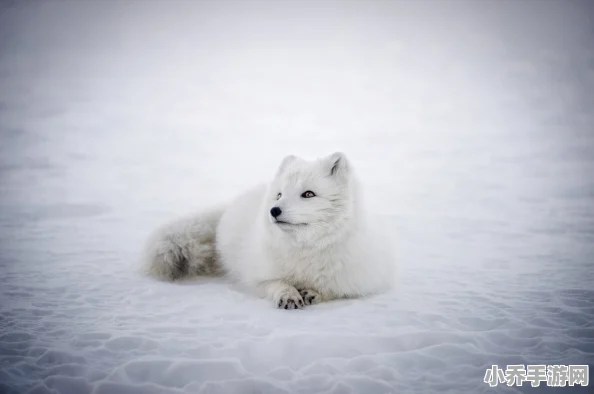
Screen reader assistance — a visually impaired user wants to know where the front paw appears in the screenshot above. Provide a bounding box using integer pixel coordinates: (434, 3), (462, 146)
(276, 290), (304, 310)
(298, 288), (321, 305)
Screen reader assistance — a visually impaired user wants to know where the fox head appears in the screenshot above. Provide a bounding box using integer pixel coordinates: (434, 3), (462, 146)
(266, 152), (358, 243)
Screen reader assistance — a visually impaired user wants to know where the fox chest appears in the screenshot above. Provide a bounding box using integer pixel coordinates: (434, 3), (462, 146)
(272, 249), (347, 292)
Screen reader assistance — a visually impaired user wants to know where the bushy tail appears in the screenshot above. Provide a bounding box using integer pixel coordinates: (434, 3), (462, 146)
(142, 206), (226, 281)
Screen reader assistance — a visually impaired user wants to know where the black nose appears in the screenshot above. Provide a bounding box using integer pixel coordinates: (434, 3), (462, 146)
(270, 207), (282, 218)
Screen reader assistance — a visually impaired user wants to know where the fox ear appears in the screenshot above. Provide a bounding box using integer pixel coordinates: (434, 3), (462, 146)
(327, 151), (349, 177)
(277, 154), (297, 174)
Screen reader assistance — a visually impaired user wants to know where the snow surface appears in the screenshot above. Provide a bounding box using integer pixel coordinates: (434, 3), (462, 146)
(1, 1), (593, 393)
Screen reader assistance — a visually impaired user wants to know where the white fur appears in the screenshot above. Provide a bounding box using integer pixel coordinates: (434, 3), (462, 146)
(143, 152), (396, 309)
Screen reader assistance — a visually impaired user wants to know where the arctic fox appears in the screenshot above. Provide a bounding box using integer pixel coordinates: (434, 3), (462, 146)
(143, 152), (395, 309)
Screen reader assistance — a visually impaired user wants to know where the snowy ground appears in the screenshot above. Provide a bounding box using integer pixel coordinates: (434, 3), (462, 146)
(1, 1), (593, 393)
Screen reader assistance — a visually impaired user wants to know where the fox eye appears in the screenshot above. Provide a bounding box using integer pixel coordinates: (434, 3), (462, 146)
(276, 193), (282, 200)
(301, 191), (316, 198)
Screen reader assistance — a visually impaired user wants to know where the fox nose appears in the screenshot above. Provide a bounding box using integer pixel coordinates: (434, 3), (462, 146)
(270, 207), (282, 218)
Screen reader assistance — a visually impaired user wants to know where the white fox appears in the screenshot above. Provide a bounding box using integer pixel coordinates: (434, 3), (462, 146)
(143, 152), (395, 309)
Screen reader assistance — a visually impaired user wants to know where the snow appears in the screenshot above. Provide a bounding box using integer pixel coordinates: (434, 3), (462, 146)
(1, 0), (593, 393)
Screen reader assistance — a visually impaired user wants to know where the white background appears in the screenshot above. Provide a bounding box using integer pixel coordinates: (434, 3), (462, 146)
(0, 1), (593, 393)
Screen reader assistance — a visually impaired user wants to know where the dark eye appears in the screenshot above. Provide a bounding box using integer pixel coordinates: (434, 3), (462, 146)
(301, 191), (316, 198)
(276, 193), (282, 200)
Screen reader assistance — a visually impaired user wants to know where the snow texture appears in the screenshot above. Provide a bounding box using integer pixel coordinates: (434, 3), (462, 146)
(1, 1), (593, 393)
